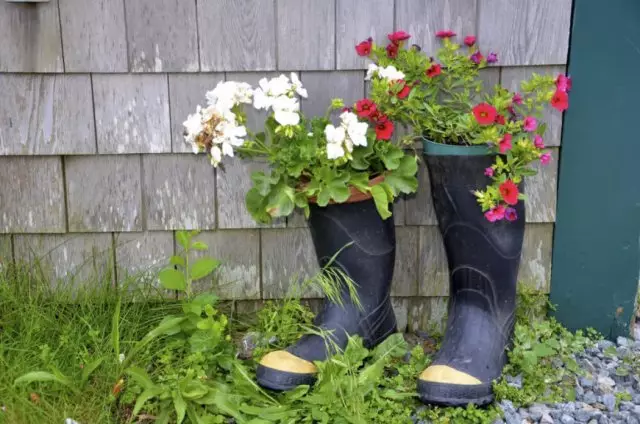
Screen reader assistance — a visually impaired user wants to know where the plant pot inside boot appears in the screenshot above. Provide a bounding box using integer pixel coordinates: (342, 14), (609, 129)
(256, 194), (397, 391)
(417, 140), (525, 406)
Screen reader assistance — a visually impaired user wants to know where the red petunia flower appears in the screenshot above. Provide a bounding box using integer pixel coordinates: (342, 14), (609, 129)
(499, 180), (519, 205)
(396, 80), (412, 99)
(550, 89), (569, 111)
(512, 93), (523, 105)
(388, 31), (411, 43)
(499, 134), (512, 153)
(464, 35), (476, 47)
(355, 99), (377, 119)
(426, 63), (442, 78)
(355, 38), (373, 57)
(495, 114), (506, 125)
(375, 115), (394, 140)
(485, 205), (505, 222)
(386, 43), (398, 58)
(470, 51), (484, 64)
(436, 30), (456, 38)
(472, 103), (497, 125)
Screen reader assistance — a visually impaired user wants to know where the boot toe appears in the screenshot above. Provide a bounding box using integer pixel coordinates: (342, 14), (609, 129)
(256, 351), (318, 391)
(417, 365), (493, 406)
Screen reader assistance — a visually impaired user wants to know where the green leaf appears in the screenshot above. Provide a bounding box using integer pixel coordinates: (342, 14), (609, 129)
(81, 357), (104, 385)
(190, 258), (221, 281)
(532, 342), (556, 358)
(173, 390), (187, 424)
(186, 406), (205, 424)
(250, 171), (273, 196)
(395, 155), (418, 177)
(176, 231), (189, 250)
(132, 387), (163, 417)
(158, 268), (186, 291)
(126, 366), (155, 390)
(370, 185), (392, 220)
(111, 296), (121, 357)
(266, 183), (295, 218)
(169, 255), (185, 267)
(385, 173), (418, 195)
(245, 187), (271, 224)
(14, 371), (75, 391)
(123, 316), (186, 368)
(380, 146), (405, 170)
(191, 241), (208, 251)
(181, 380), (209, 400)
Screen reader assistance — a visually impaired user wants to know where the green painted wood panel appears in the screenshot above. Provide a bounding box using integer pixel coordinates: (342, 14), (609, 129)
(550, 0), (640, 339)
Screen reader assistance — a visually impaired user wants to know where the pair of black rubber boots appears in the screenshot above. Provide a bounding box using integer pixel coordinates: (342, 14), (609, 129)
(256, 154), (525, 407)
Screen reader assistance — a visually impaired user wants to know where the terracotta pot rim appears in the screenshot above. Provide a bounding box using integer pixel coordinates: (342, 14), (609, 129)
(306, 174), (385, 205)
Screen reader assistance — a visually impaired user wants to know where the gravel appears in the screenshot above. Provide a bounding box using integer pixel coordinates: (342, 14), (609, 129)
(492, 335), (640, 424)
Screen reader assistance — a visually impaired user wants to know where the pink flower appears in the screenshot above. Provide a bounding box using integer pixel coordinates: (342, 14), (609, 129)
(523, 116), (537, 132)
(436, 30), (456, 38)
(556, 74), (572, 92)
(464, 35), (476, 47)
(388, 31), (411, 43)
(355, 38), (373, 56)
(484, 167), (494, 177)
(499, 134), (512, 153)
(487, 52), (498, 63)
(512, 93), (523, 105)
(485, 205), (506, 222)
(470, 51), (484, 64)
(505, 207), (518, 222)
(533, 135), (545, 149)
(540, 152), (551, 165)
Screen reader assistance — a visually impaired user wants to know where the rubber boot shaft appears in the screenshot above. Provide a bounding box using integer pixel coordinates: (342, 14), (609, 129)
(257, 198), (397, 390)
(419, 153), (525, 406)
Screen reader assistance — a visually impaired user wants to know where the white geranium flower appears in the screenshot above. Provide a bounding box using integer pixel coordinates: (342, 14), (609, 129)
(253, 88), (272, 110)
(325, 124), (346, 144)
(340, 111), (358, 127)
(221, 142), (234, 157)
(271, 95), (299, 113)
(290, 72), (308, 98)
(347, 121), (368, 147)
(327, 142), (346, 160)
(183, 107), (203, 143)
(378, 65), (405, 81)
(234, 82), (253, 104)
(274, 110), (300, 126)
(266, 75), (291, 97)
(365, 63), (380, 80)
(211, 146), (222, 166)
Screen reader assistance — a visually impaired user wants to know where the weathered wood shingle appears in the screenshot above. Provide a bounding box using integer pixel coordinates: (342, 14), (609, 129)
(198, 0), (276, 71)
(0, 75), (95, 155)
(277, 0), (335, 70)
(336, 0), (394, 70)
(126, 0), (199, 72)
(65, 155), (142, 232)
(93, 74), (171, 154)
(525, 148), (558, 223)
(395, 0), (477, 57)
(0, 236), (13, 265)
(405, 163), (438, 226)
(59, 0), (128, 72)
(0, 157), (65, 233)
(13, 233), (114, 286)
(478, 0), (571, 66)
(194, 230), (261, 299)
(142, 154), (217, 230)
(519, 223), (553, 292)
(392, 227), (419, 296)
(300, 71), (365, 119)
(418, 226), (449, 297)
(0, 0), (63, 72)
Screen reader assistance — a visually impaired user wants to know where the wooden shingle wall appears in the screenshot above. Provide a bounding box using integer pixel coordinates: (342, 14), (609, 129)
(0, 0), (571, 332)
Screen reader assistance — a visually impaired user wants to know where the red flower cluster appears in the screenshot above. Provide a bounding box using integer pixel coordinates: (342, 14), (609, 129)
(355, 99), (394, 140)
(426, 63), (441, 78)
(499, 180), (519, 205)
(355, 38), (373, 56)
(551, 74), (571, 111)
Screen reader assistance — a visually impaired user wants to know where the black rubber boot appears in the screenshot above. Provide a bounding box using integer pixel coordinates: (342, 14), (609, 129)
(256, 198), (397, 391)
(417, 153), (525, 406)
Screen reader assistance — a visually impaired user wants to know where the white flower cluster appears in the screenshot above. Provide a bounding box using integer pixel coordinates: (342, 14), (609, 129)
(324, 111), (369, 160)
(365, 64), (405, 81)
(182, 81), (253, 167)
(253, 73), (307, 127)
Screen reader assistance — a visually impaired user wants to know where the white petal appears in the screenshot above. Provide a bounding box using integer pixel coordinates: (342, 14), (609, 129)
(340, 111), (358, 127)
(348, 121), (369, 147)
(324, 125), (346, 144)
(326, 142), (345, 160)
(297, 87), (308, 98)
(222, 142), (234, 157)
(365, 63), (380, 80)
(210, 146), (222, 166)
(274, 110), (300, 126)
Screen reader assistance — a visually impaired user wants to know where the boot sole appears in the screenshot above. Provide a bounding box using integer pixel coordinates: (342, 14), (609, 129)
(417, 379), (494, 407)
(256, 364), (316, 391)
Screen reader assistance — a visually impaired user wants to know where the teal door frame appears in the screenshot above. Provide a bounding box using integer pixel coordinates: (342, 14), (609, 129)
(550, 0), (640, 338)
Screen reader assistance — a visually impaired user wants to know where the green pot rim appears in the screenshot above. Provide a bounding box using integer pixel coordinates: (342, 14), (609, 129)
(422, 137), (490, 156)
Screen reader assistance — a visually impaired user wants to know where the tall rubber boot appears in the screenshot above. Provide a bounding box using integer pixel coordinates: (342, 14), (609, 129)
(256, 198), (397, 391)
(417, 153), (525, 406)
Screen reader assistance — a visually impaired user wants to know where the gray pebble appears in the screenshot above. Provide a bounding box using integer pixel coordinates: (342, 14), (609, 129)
(617, 337), (630, 347)
(599, 340), (615, 350)
(620, 402), (634, 412)
(541, 413), (555, 424)
(582, 378), (595, 388)
(602, 393), (616, 412)
(627, 416), (639, 424)
(561, 414), (576, 424)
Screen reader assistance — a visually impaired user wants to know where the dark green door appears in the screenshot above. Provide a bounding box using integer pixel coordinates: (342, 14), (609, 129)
(550, 0), (640, 338)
